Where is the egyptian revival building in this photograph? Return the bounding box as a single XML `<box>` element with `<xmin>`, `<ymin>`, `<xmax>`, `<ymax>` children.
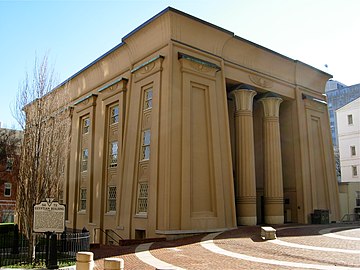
<box><xmin>33</xmin><ymin>7</ymin><xmax>340</xmax><ymax>242</ymax></box>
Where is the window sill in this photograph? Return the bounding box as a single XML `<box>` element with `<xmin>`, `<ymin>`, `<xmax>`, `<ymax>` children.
<box><xmin>135</xmin><ymin>213</ymin><xmax>148</xmax><ymax>219</ymax></box>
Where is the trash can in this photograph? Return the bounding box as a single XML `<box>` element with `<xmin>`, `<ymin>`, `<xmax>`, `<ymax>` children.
<box><xmin>311</xmin><ymin>213</ymin><xmax>321</xmax><ymax>224</ymax></box>
<box><xmin>313</xmin><ymin>209</ymin><xmax>329</xmax><ymax>224</ymax></box>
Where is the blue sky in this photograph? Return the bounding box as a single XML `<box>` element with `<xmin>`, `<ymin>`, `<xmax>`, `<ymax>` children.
<box><xmin>1</xmin><ymin>0</ymin><xmax>359</xmax><ymax>129</ymax></box>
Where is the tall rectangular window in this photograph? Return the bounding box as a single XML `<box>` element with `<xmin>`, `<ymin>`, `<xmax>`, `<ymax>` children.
<box><xmin>351</xmin><ymin>146</ymin><xmax>356</xmax><ymax>156</ymax></box>
<box><xmin>6</xmin><ymin>158</ymin><xmax>14</xmax><ymax>171</ymax></box>
<box><xmin>144</xmin><ymin>88</ymin><xmax>153</xmax><ymax>110</ymax></box>
<box><xmin>110</xmin><ymin>105</ymin><xmax>119</xmax><ymax>125</ymax></box>
<box><xmin>352</xmin><ymin>165</ymin><xmax>358</xmax><ymax>177</ymax></box>
<box><xmin>83</xmin><ymin>117</ymin><xmax>90</xmax><ymax>134</ymax></box>
<box><xmin>108</xmin><ymin>186</ymin><xmax>116</xmax><ymax>211</ymax></box>
<box><xmin>4</xmin><ymin>183</ymin><xmax>11</xmax><ymax>197</ymax></box>
<box><xmin>348</xmin><ymin>114</ymin><xmax>353</xmax><ymax>125</ymax></box>
<box><xmin>109</xmin><ymin>141</ymin><xmax>118</xmax><ymax>167</ymax></box>
<box><xmin>80</xmin><ymin>188</ymin><xmax>87</xmax><ymax>210</ymax></box>
<box><xmin>356</xmin><ymin>191</ymin><xmax>360</xmax><ymax>207</ymax></box>
<box><xmin>81</xmin><ymin>148</ymin><xmax>89</xmax><ymax>172</ymax></box>
<box><xmin>141</xmin><ymin>130</ymin><xmax>151</xmax><ymax>160</ymax></box>
<box><xmin>137</xmin><ymin>182</ymin><xmax>148</xmax><ymax>214</ymax></box>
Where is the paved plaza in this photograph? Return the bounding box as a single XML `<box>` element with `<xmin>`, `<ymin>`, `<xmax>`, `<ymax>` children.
<box><xmin>92</xmin><ymin>224</ymin><xmax>360</xmax><ymax>270</ymax></box>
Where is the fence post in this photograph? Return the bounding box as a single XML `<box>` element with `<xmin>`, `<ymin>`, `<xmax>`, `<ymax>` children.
<box><xmin>104</xmin><ymin>258</ymin><xmax>124</xmax><ymax>270</ymax></box>
<box><xmin>76</xmin><ymin>251</ymin><xmax>94</xmax><ymax>270</ymax></box>
<box><xmin>12</xmin><ymin>224</ymin><xmax>19</xmax><ymax>254</ymax></box>
<box><xmin>48</xmin><ymin>232</ymin><xmax>58</xmax><ymax>269</ymax></box>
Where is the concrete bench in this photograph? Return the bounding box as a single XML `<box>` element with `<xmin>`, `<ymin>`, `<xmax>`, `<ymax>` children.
<box><xmin>261</xmin><ymin>226</ymin><xmax>276</xmax><ymax>240</ymax></box>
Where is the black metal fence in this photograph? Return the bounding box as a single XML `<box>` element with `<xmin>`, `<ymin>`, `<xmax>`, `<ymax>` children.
<box><xmin>0</xmin><ymin>225</ymin><xmax>90</xmax><ymax>267</ymax></box>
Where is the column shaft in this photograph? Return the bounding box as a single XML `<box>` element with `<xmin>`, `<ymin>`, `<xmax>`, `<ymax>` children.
<box><xmin>232</xmin><ymin>89</ymin><xmax>257</xmax><ymax>226</ymax></box>
<box><xmin>260</xmin><ymin>96</ymin><xmax>284</xmax><ymax>224</ymax></box>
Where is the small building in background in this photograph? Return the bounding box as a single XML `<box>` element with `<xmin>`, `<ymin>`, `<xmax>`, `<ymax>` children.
<box><xmin>325</xmin><ymin>80</ymin><xmax>360</xmax><ymax>149</ymax></box>
<box><xmin>0</xmin><ymin>125</ymin><xmax>23</xmax><ymax>223</ymax></box>
<box><xmin>336</xmin><ymin>97</ymin><xmax>360</xmax><ymax>219</ymax></box>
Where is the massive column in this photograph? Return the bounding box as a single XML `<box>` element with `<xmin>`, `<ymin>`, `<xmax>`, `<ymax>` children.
<box><xmin>259</xmin><ymin>95</ymin><xmax>284</xmax><ymax>224</ymax></box>
<box><xmin>231</xmin><ymin>88</ymin><xmax>257</xmax><ymax>226</ymax></box>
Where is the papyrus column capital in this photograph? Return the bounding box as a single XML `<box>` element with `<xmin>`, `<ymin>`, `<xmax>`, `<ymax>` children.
<box><xmin>231</xmin><ymin>89</ymin><xmax>257</xmax><ymax>113</ymax></box>
<box><xmin>259</xmin><ymin>96</ymin><xmax>283</xmax><ymax>118</ymax></box>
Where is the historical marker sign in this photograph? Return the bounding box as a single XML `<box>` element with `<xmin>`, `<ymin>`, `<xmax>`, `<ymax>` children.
<box><xmin>33</xmin><ymin>199</ymin><xmax>65</xmax><ymax>233</ymax></box>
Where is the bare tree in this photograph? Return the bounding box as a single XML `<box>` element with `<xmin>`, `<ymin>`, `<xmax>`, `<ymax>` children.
<box><xmin>13</xmin><ymin>54</ymin><xmax>71</xmax><ymax>258</ymax></box>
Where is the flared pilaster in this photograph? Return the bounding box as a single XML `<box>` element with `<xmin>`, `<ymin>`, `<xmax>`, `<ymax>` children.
<box><xmin>231</xmin><ymin>88</ymin><xmax>257</xmax><ymax>226</ymax></box>
<box><xmin>260</xmin><ymin>96</ymin><xmax>284</xmax><ymax>225</ymax></box>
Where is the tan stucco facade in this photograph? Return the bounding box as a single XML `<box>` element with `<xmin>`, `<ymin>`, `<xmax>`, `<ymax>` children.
<box><xmin>46</xmin><ymin>8</ymin><xmax>340</xmax><ymax>242</ymax></box>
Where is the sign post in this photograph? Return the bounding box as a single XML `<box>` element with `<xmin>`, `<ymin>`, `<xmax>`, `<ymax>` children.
<box><xmin>33</xmin><ymin>199</ymin><xmax>66</xmax><ymax>269</ymax></box>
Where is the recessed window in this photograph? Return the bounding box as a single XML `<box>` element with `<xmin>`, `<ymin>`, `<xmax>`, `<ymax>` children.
<box><xmin>109</xmin><ymin>141</ymin><xmax>118</xmax><ymax>167</ymax></box>
<box><xmin>347</xmin><ymin>114</ymin><xmax>353</xmax><ymax>125</ymax></box>
<box><xmin>141</xmin><ymin>130</ymin><xmax>151</xmax><ymax>160</ymax></box>
<box><xmin>108</xmin><ymin>186</ymin><xmax>116</xmax><ymax>211</ymax></box>
<box><xmin>4</xmin><ymin>183</ymin><xmax>11</xmax><ymax>197</ymax></box>
<box><xmin>137</xmin><ymin>182</ymin><xmax>148</xmax><ymax>214</ymax></box>
<box><xmin>352</xmin><ymin>165</ymin><xmax>358</xmax><ymax>177</ymax></box>
<box><xmin>110</xmin><ymin>105</ymin><xmax>119</xmax><ymax>125</ymax></box>
<box><xmin>351</xmin><ymin>146</ymin><xmax>356</xmax><ymax>156</ymax></box>
<box><xmin>79</xmin><ymin>188</ymin><xmax>87</xmax><ymax>210</ymax></box>
<box><xmin>83</xmin><ymin>117</ymin><xmax>90</xmax><ymax>134</ymax></box>
<box><xmin>144</xmin><ymin>88</ymin><xmax>153</xmax><ymax>110</ymax></box>
<box><xmin>81</xmin><ymin>148</ymin><xmax>89</xmax><ymax>172</ymax></box>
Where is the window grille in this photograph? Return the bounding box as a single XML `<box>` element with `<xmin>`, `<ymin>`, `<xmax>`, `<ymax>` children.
<box><xmin>4</xmin><ymin>183</ymin><xmax>11</xmax><ymax>197</ymax></box>
<box><xmin>80</xmin><ymin>188</ymin><xmax>87</xmax><ymax>210</ymax></box>
<box><xmin>108</xmin><ymin>186</ymin><xmax>116</xmax><ymax>211</ymax></box>
<box><xmin>137</xmin><ymin>182</ymin><xmax>148</xmax><ymax>214</ymax></box>
<box><xmin>109</xmin><ymin>142</ymin><xmax>118</xmax><ymax>167</ymax></box>
<box><xmin>110</xmin><ymin>105</ymin><xmax>119</xmax><ymax>124</ymax></box>
<box><xmin>141</xmin><ymin>130</ymin><xmax>151</xmax><ymax>160</ymax></box>
<box><xmin>83</xmin><ymin>117</ymin><xmax>90</xmax><ymax>134</ymax></box>
<box><xmin>348</xmin><ymin>114</ymin><xmax>353</xmax><ymax>125</ymax></box>
<box><xmin>144</xmin><ymin>88</ymin><xmax>153</xmax><ymax>110</ymax></box>
<box><xmin>81</xmin><ymin>148</ymin><xmax>88</xmax><ymax>172</ymax></box>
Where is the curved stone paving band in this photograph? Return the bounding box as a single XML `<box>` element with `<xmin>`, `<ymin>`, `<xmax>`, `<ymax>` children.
<box><xmin>134</xmin><ymin>227</ymin><xmax>360</xmax><ymax>270</ymax></box>
<box><xmin>319</xmin><ymin>227</ymin><xmax>360</xmax><ymax>241</ymax></box>
<box><xmin>135</xmin><ymin>242</ymin><xmax>185</xmax><ymax>270</ymax></box>
<box><xmin>201</xmin><ymin>232</ymin><xmax>360</xmax><ymax>270</ymax></box>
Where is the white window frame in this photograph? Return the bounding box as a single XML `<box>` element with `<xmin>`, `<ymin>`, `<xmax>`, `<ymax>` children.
<box><xmin>143</xmin><ymin>88</ymin><xmax>153</xmax><ymax>110</ymax></box>
<box><xmin>81</xmin><ymin>148</ymin><xmax>89</xmax><ymax>172</ymax></box>
<box><xmin>83</xmin><ymin>117</ymin><xmax>90</xmax><ymax>134</ymax></box>
<box><xmin>141</xmin><ymin>130</ymin><xmax>151</xmax><ymax>161</ymax></box>
<box><xmin>110</xmin><ymin>105</ymin><xmax>119</xmax><ymax>125</ymax></box>
<box><xmin>109</xmin><ymin>141</ymin><xmax>118</xmax><ymax>167</ymax></box>
<box><xmin>4</xmin><ymin>183</ymin><xmax>11</xmax><ymax>197</ymax></box>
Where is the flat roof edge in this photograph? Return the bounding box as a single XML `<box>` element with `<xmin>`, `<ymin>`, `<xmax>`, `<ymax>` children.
<box><xmin>53</xmin><ymin>42</ymin><xmax>125</xmax><ymax>91</ymax></box>
<box><xmin>122</xmin><ymin>6</ymin><xmax>234</xmax><ymax>42</ymax></box>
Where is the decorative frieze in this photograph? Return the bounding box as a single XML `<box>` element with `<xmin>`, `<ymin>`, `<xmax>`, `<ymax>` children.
<box><xmin>131</xmin><ymin>55</ymin><xmax>164</xmax><ymax>82</ymax></box>
<box><xmin>178</xmin><ymin>52</ymin><xmax>221</xmax><ymax>78</ymax></box>
<box><xmin>249</xmin><ymin>74</ymin><xmax>274</xmax><ymax>89</ymax></box>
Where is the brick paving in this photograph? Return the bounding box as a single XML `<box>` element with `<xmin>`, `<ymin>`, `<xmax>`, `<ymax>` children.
<box><xmin>91</xmin><ymin>223</ymin><xmax>360</xmax><ymax>270</ymax></box>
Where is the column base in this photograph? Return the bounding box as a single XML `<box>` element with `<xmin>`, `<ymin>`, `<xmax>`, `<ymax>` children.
<box><xmin>237</xmin><ymin>216</ymin><xmax>257</xmax><ymax>226</ymax></box>
<box><xmin>264</xmin><ymin>215</ymin><xmax>284</xmax><ymax>225</ymax></box>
